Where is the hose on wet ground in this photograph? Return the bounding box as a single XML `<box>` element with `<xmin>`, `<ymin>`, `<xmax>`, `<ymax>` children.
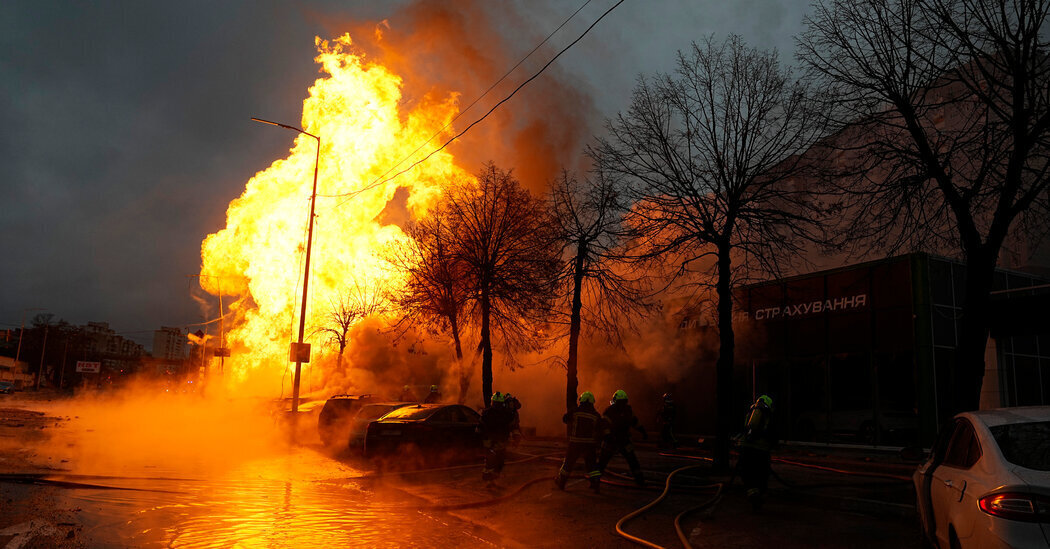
<box><xmin>0</xmin><ymin>473</ymin><xmax>184</xmax><ymax>493</ymax></box>
<box><xmin>613</xmin><ymin>464</ymin><xmax>722</xmax><ymax>549</ymax></box>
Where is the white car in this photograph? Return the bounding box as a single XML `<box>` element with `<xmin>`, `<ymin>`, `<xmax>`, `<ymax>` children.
<box><xmin>914</xmin><ymin>406</ymin><xmax>1050</xmax><ymax>548</ymax></box>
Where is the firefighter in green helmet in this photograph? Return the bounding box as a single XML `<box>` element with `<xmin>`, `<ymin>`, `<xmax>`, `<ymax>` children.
<box><xmin>737</xmin><ymin>394</ymin><xmax>776</xmax><ymax>511</ymax></box>
<box><xmin>597</xmin><ymin>389</ymin><xmax>647</xmax><ymax>487</ymax></box>
<box><xmin>554</xmin><ymin>391</ymin><xmax>606</xmax><ymax>493</ymax></box>
<box><xmin>480</xmin><ymin>391</ymin><xmax>516</xmax><ymax>484</ymax></box>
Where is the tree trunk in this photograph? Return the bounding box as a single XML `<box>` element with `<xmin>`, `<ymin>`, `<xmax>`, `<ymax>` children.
<box><xmin>450</xmin><ymin>313</ymin><xmax>469</xmax><ymax>404</ymax></box>
<box><xmin>566</xmin><ymin>244</ymin><xmax>587</xmax><ymax>415</ymax></box>
<box><xmin>954</xmin><ymin>247</ymin><xmax>997</xmax><ymax>413</ymax></box>
<box><xmin>714</xmin><ymin>240</ymin><xmax>735</xmax><ymax>470</ymax></box>
<box><xmin>480</xmin><ymin>282</ymin><xmax>493</xmax><ymax>407</ymax></box>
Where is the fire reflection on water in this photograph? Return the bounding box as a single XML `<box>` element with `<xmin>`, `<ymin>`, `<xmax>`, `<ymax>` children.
<box><xmin>62</xmin><ymin>450</ymin><xmax>489</xmax><ymax>548</ymax></box>
<box><xmin>14</xmin><ymin>394</ymin><xmax>495</xmax><ymax>548</ymax></box>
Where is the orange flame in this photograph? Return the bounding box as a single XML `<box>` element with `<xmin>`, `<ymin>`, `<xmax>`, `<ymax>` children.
<box><xmin>199</xmin><ymin>34</ymin><xmax>472</xmax><ymax>394</ymax></box>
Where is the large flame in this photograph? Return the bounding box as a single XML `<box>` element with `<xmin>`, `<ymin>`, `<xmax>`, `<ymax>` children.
<box><xmin>199</xmin><ymin>34</ymin><xmax>471</xmax><ymax>393</ymax></box>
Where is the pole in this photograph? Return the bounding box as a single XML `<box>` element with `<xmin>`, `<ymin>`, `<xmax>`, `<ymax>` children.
<box><xmin>218</xmin><ymin>286</ymin><xmax>225</xmax><ymax>376</ymax></box>
<box><xmin>35</xmin><ymin>324</ymin><xmax>48</xmax><ymax>391</ymax></box>
<box><xmin>14</xmin><ymin>308</ymin><xmax>43</xmax><ymax>372</ymax></box>
<box><xmin>59</xmin><ymin>340</ymin><xmax>69</xmax><ymax>390</ymax></box>
<box><xmin>291</xmin><ymin>135</ymin><xmax>320</xmax><ymax>413</ymax></box>
<box><xmin>251</xmin><ymin>117</ymin><xmax>320</xmax><ymax>415</ymax></box>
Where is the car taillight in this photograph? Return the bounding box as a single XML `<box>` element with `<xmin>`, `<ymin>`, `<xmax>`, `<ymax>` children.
<box><xmin>978</xmin><ymin>492</ymin><xmax>1050</xmax><ymax>522</ymax></box>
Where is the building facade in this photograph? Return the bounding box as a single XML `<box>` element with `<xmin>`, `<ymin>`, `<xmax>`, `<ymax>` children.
<box><xmin>734</xmin><ymin>253</ymin><xmax>1050</xmax><ymax>448</ymax></box>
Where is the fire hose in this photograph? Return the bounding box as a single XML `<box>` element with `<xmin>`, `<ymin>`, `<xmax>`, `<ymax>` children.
<box><xmin>614</xmin><ymin>464</ymin><xmax>722</xmax><ymax>549</ymax></box>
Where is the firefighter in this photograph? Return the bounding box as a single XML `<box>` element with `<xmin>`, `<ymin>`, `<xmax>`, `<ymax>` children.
<box><xmin>399</xmin><ymin>385</ymin><xmax>415</xmax><ymax>402</ymax></box>
<box><xmin>423</xmin><ymin>384</ymin><xmax>441</xmax><ymax>403</ymax></box>
<box><xmin>479</xmin><ymin>391</ymin><xmax>516</xmax><ymax>484</ymax></box>
<box><xmin>503</xmin><ymin>393</ymin><xmax>523</xmax><ymax>445</ymax></box>
<box><xmin>657</xmin><ymin>393</ymin><xmax>678</xmax><ymax>450</ymax></box>
<box><xmin>737</xmin><ymin>394</ymin><xmax>776</xmax><ymax>511</ymax></box>
<box><xmin>555</xmin><ymin>391</ymin><xmax>606</xmax><ymax>493</ymax></box>
<box><xmin>597</xmin><ymin>389</ymin><xmax>647</xmax><ymax>487</ymax></box>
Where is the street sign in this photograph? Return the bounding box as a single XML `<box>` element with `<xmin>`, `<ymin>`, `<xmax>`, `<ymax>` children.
<box><xmin>75</xmin><ymin>361</ymin><xmax>101</xmax><ymax>373</ymax></box>
<box><xmin>214</xmin><ymin>347</ymin><xmax>231</xmax><ymax>357</ymax></box>
<box><xmin>289</xmin><ymin>342</ymin><xmax>311</xmax><ymax>363</ymax></box>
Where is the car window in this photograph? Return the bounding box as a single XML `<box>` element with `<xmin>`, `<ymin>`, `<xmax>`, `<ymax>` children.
<box><xmin>990</xmin><ymin>420</ymin><xmax>1050</xmax><ymax>471</ymax></box>
<box><xmin>447</xmin><ymin>407</ymin><xmax>476</xmax><ymax>424</ymax></box>
<box><xmin>942</xmin><ymin>419</ymin><xmax>982</xmax><ymax>469</ymax></box>
<box><xmin>429</xmin><ymin>408</ymin><xmax>453</xmax><ymax>422</ymax></box>
<box><xmin>357</xmin><ymin>405</ymin><xmax>400</xmax><ymax>421</ymax></box>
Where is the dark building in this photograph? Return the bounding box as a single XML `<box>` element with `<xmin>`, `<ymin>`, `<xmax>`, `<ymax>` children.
<box><xmin>733</xmin><ymin>253</ymin><xmax>1050</xmax><ymax>448</ymax></box>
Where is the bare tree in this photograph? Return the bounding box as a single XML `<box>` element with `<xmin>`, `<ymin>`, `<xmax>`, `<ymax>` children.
<box><xmin>595</xmin><ymin>36</ymin><xmax>828</xmax><ymax>468</ymax></box>
<box><xmin>446</xmin><ymin>163</ymin><xmax>559</xmax><ymax>406</ymax></box>
<box><xmin>385</xmin><ymin>205</ymin><xmax>473</xmax><ymax>403</ymax></box>
<box><xmin>799</xmin><ymin>0</ymin><xmax>1050</xmax><ymax>413</ymax></box>
<box><xmin>313</xmin><ymin>280</ymin><xmax>388</xmax><ymax>377</ymax></box>
<box><xmin>549</xmin><ymin>168</ymin><xmax>652</xmax><ymax>414</ymax></box>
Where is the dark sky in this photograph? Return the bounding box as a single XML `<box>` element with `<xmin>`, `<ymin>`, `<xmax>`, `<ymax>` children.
<box><xmin>0</xmin><ymin>0</ymin><xmax>809</xmax><ymax>347</ymax></box>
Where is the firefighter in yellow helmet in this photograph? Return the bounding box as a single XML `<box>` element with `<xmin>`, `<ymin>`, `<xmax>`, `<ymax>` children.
<box><xmin>480</xmin><ymin>391</ymin><xmax>516</xmax><ymax>484</ymax></box>
<box><xmin>597</xmin><ymin>389</ymin><xmax>647</xmax><ymax>487</ymax></box>
<box><xmin>554</xmin><ymin>391</ymin><xmax>606</xmax><ymax>493</ymax></box>
<box><xmin>737</xmin><ymin>394</ymin><xmax>776</xmax><ymax>511</ymax></box>
<box><xmin>423</xmin><ymin>384</ymin><xmax>441</xmax><ymax>404</ymax></box>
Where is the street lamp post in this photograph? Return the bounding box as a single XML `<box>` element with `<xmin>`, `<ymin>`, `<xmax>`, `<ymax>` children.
<box><xmin>251</xmin><ymin>117</ymin><xmax>320</xmax><ymax>414</ymax></box>
<box><xmin>14</xmin><ymin>308</ymin><xmax>44</xmax><ymax>387</ymax></box>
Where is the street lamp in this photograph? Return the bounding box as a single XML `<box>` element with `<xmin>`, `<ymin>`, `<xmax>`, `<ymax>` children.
<box><xmin>14</xmin><ymin>308</ymin><xmax>44</xmax><ymax>383</ymax></box>
<box><xmin>251</xmin><ymin>117</ymin><xmax>319</xmax><ymax>414</ymax></box>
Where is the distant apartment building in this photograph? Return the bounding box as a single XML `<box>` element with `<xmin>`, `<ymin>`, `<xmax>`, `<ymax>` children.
<box><xmin>152</xmin><ymin>326</ymin><xmax>186</xmax><ymax>360</ymax></box>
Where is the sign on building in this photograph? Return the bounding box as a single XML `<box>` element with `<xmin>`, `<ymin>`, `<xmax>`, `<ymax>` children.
<box><xmin>75</xmin><ymin>361</ymin><xmax>101</xmax><ymax>373</ymax></box>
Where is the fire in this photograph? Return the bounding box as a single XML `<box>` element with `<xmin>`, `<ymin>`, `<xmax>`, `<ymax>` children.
<box><xmin>199</xmin><ymin>34</ymin><xmax>472</xmax><ymax>393</ymax></box>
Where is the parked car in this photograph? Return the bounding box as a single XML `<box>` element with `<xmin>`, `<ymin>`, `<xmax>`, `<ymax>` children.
<box><xmin>0</xmin><ymin>381</ymin><xmax>14</xmax><ymax>394</ymax></box>
<box><xmin>363</xmin><ymin>403</ymin><xmax>483</xmax><ymax>460</ymax></box>
<box><xmin>346</xmin><ymin>402</ymin><xmax>414</xmax><ymax>449</ymax></box>
<box><xmin>317</xmin><ymin>394</ymin><xmax>377</xmax><ymax>448</ymax></box>
<box><xmin>913</xmin><ymin>406</ymin><xmax>1050</xmax><ymax>549</ymax></box>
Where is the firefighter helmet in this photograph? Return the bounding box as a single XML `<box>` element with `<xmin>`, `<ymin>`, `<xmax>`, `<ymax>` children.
<box><xmin>579</xmin><ymin>391</ymin><xmax>595</xmax><ymax>404</ymax></box>
<box><xmin>491</xmin><ymin>391</ymin><xmax>505</xmax><ymax>403</ymax></box>
<box><xmin>429</xmin><ymin>384</ymin><xmax>439</xmax><ymax>393</ymax></box>
<box><xmin>757</xmin><ymin>394</ymin><xmax>773</xmax><ymax>409</ymax></box>
<box><xmin>663</xmin><ymin>393</ymin><xmax>673</xmax><ymax>402</ymax></box>
<box><xmin>612</xmin><ymin>389</ymin><xmax>628</xmax><ymax>403</ymax></box>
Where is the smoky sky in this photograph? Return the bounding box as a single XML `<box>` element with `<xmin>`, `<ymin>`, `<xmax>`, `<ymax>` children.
<box><xmin>0</xmin><ymin>0</ymin><xmax>810</xmax><ymax>347</ymax></box>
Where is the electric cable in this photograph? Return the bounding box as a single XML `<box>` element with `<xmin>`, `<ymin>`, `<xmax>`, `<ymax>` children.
<box><xmin>328</xmin><ymin>0</ymin><xmax>628</xmax><ymax>208</ymax></box>
<box><xmin>331</xmin><ymin>0</ymin><xmax>596</xmax><ymax>195</ymax></box>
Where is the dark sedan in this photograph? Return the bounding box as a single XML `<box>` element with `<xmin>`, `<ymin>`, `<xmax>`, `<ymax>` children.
<box><xmin>363</xmin><ymin>403</ymin><xmax>483</xmax><ymax>460</ymax></box>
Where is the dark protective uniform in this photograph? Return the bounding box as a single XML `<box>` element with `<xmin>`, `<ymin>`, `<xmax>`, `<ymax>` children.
<box><xmin>555</xmin><ymin>402</ymin><xmax>605</xmax><ymax>492</ymax></box>
<box><xmin>737</xmin><ymin>401</ymin><xmax>775</xmax><ymax>510</ymax></box>
<box><xmin>657</xmin><ymin>398</ymin><xmax>677</xmax><ymax>450</ymax></box>
<box><xmin>423</xmin><ymin>389</ymin><xmax>441</xmax><ymax>404</ymax></box>
<box><xmin>479</xmin><ymin>402</ymin><xmax>516</xmax><ymax>481</ymax></box>
<box><xmin>598</xmin><ymin>400</ymin><xmax>647</xmax><ymax>486</ymax></box>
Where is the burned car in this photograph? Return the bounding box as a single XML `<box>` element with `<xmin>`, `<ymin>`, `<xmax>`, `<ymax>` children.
<box><xmin>317</xmin><ymin>394</ymin><xmax>377</xmax><ymax>448</ymax></box>
<box><xmin>363</xmin><ymin>403</ymin><xmax>483</xmax><ymax>460</ymax></box>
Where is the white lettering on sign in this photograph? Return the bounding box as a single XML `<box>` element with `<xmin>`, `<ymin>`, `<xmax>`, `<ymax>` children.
<box><xmin>751</xmin><ymin>294</ymin><xmax>868</xmax><ymax>321</ymax></box>
<box><xmin>75</xmin><ymin>361</ymin><xmax>101</xmax><ymax>373</ymax></box>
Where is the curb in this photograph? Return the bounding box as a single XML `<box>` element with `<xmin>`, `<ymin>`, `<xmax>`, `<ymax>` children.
<box><xmin>780</xmin><ymin>489</ymin><xmax>917</xmax><ymax>520</ymax></box>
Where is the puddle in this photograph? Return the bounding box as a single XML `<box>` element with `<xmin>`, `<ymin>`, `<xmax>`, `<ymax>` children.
<box><xmin>56</xmin><ymin>450</ymin><xmax>497</xmax><ymax>548</ymax></box>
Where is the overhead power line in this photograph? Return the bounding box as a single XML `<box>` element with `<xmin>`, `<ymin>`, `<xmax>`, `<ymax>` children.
<box><xmin>327</xmin><ymin>0</ymin><xmax>627</xmax><ymax>207</ymax></box>
<box><xmin>319</xmin><ymin>0</ymin><xmax>595</xmax><ymax>199</ymax></box>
